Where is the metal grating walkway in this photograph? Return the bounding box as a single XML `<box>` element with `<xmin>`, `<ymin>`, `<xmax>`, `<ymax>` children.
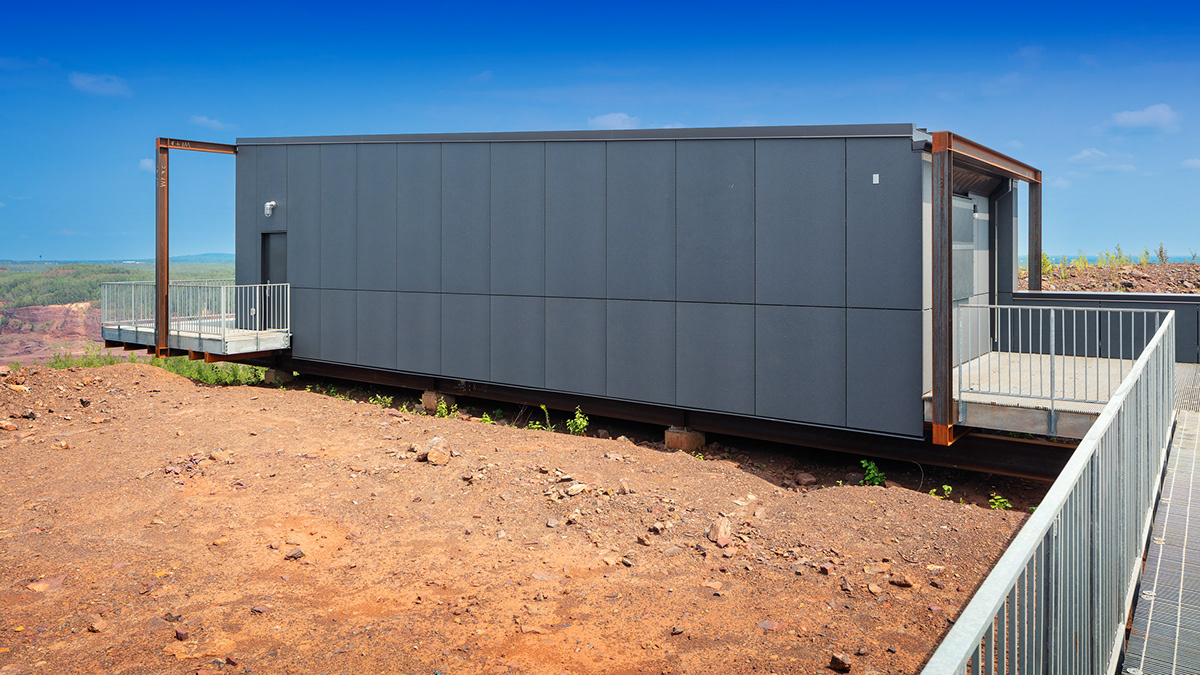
<box><xmin>1123</xmin><ymin>363</ymin><xmax>1200</xmax><ymax>674</ymax></box>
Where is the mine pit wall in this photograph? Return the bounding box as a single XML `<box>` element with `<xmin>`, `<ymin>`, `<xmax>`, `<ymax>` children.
<box><xmin>235</xmin><ymin>125</ymin><xmax>933</xmax><ymax>439</ymax></box>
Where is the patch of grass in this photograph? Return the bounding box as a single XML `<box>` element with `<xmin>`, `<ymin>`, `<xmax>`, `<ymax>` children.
<box><xmin>368</xmin><ymin>393</ymin><xmax>393</xmax><ymax>408</ymax></box>
<box><xmin>44</xmin><ymin>343</ymin><xmax>264</xmax><ymax>385</ymax></box>
<box><xmin>929</xmin><ymin>484</ymin><xmax>953</xmax><ymax>500</ymax></box>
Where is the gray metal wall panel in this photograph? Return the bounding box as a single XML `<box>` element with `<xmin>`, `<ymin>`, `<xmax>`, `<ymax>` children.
<box><xmin>545</xmin><ymin>298</ymin><xmax>606</xmax><ymax>395</ymax></box>
<box><xmin>607</xmin><ymin>300</ymin><xmax>675</xmax><ymax>404</ymax></box>
<box><xmin>441</xmin><ymin>294</ymin><xmax>490</xmax><ymax>380</ymax></box>
<box><xmin>755</xmin><ymin>139</ymin><xmax>847</xmax><ymax>307</ymax></box>
<box><xmin>545</xmin><ymin>142</ymin><xmax>606</xmax><ymax>298</ymax></box>
<box><xmin>441</xmin><ymin>144</ymin><xmax>490</xmax><ymax>294</ymax></box>
<box><xmin>846</xmin><ymin>138</ymin><xmax>923</xmax><ymax>310</ymax></box>
<box><xmin>255</xmin><ymin>144</ymin><xmax>287</xmax><ymax>234</ymax></box>
<box><xmin>286</xmin><ymin>145</ymin><xmax>321</xmax><ymax>289</ymax></box>
<box><xmin>676</xmin><ymin>140</ymin><xmax>755</xmax><ymax>303</ymax></box>
<box><xmin>357</xmin><ymin>290</ymin><xmax>398</xmax><ymax>370</ymax></box>
<box><xmin>846</xmin><ymin>309</ymin><xmax>923</xmax><ymax>436</ymax></box>
<box><xmin>320</xmin><ymin>144</ymin><xmax>357</xmax><ymax>290</ymax></box>
<box><xmin>755</xmin><ymin>305</ymin><xmax>846</xmax><ymax>426</ymax></box>
<box><xmin>235</xmin><ymin>146</ymin><xmax>257</xmax><ymax>286</ymax></box>
<box><xmin>356</xmin><ymin>143</ymin><xmax>398</xmax><ymax>291</ymax></box>
<box><xmin>397</xmin><ymin>144</ymin><xmax>442</xmax><ymax>293</ymax></box>
<box><xmin>490</xmin><ymin>295</ymin><xmax>545</xmax><ymax>388</ymax></box>
<box><xmin>606</xmin><ymin>141</ymin><xmax>675</xmax><ymax>301</ymax></box>
<box><xmin>490</xmin><ymin>143</ymin><xmax>545</xmax><ymax>296</ymax></box>
<box><xmin>320</xmin><ymin>289</ymin><xmax>357</xmax><ymax>364</ymax></box>
<box><xmin>290</xmin><ymin>287</ymin><xmax>321</xmax><ymax>359</ymax></box>
<box><xmin>397</xmin><ymin>292</ymin><xmax>441</xmax><ymax>374</ymax></box>
<box><xmin>677</xmin><ymin>303</ymin><xmax>754</xmax><ymax>414</ymax></box>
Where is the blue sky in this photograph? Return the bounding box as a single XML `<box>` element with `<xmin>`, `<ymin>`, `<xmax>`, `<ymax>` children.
<box><xmin>2</xmin><ymin>2</ymin><xmax>1198</xmax><ymax>261</ymax></box>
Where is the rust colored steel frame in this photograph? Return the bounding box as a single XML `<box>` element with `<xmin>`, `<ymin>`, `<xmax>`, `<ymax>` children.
<box><xmin>930</xmin><ymin>132</ymin><xmax>1042</xmax><ymax>446</ymax></box>
<box><xmin>153</xmin><ymin>138</ymin><xmax>237</xmax><ymax>354</ymax></box>
<box><xmin>245</xmin><ymin>355</ymin><xmax>1070</xmax><ymax>481</ymax></box>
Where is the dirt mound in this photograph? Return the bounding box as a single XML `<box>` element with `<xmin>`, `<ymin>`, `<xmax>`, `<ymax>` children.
<box><xmin>0</xmin><ymin>303</ymin><xmax>117</xmax><ymax>366</ymax></box>
<box><xmin>0</xmin><ymin>364</ymin><xmax>1030</xmax><ymax>674</ymax></box>
<box><xmin>1020</xmin><ymin>262</ymin><xmax>1200</xmax><ymax>293</ymax></box>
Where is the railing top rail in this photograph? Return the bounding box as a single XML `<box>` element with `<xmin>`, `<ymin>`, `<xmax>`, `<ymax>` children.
<box><xmin>959</xmin><ymin>303</ymin><xmax>1173</xmax><ymax>316</ymax></box>
<box><xmin>922</xmin><ymin>309</ymin><xmax>1175</xmax><ymax>671</ymax></box>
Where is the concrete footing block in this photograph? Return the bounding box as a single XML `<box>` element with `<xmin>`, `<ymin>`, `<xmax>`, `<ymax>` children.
<box><xmin>264</xmin><ymin>369</ymin><xmax>293</xmax><ymax>385</ymax></box>
<box><xmin>422</xmin><ymin>391</ymin><xmax>455</xmax><ymax>413</ymax></box>
<box><xmin>665</xmin><ymin>426</ymin><xmax>705</xmax><ymax>452</ymax></box>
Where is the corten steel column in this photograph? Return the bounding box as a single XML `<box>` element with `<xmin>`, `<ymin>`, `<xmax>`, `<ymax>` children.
<box><xmin>155</xmin><ymin>138</ymin><xmax>169</xmax><ymax>353</ymax></box>
<box><xmin>1028</xmin><ymin>181</ymin><xmax>1043</xmax><ymax>291</ymax></box>
<box><xmin>931</xmin><ymin>132</ymin><xmax>954</xmax><ymax>446</ymax></box>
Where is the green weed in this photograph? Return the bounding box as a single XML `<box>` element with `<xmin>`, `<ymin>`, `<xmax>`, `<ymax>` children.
<box><xmin>989</xmin><ymin>493</ymin><xmax>1012</xmax><ymax>510</ymax></box>
<box><xmin>929</xmin><ymin>484</ymin><xmax>953</xmax><ymax>500</ymax></box>
<box><xmin>481</xmin><ymin>413</ymin><xmax>496</xmax><ymax>425</ymax></box>
<box><xmin>368</xmin><ymin>393</ymin><xmax>393</xmax><ymax>408</ymax></box>
<box><xmin>566</xmin><ymin>406</ymin><xmax>589</xmax><ymax>436</ymax></box>
<box><xmin>860</xmin><ymin>460</ymin><xmax>885</xmax><ymax>486</ymax></box>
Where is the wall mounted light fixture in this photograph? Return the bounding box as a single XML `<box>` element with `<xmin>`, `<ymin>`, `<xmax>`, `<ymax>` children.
<box><xmin>264</xmin><ymin>201</ymin><xmax>277</xmax><ymax>217</ymax></box>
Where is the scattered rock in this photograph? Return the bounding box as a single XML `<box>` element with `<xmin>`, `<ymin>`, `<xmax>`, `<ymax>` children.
<box><xmin>819</xmin><ymin>563</ymin><xmax>835</xmax><ymax>575</ymax></box>
<box><xmin>285</xmin><ymin>548</ymin><xmax>305</xmax><ymax>561</ymax></box>
<box><xmin>566</xmin><ymin>483</ymin><xmax>588</xmax><ymax>496</ymax></box>
<box><xmin>856</xmin><ymin>647</ymin><xmax>869</xmax><ymax>656</ymax></box>
<box><xmin>670</xmin><ymin>626</ymin><xmax>684</xmax><ymax>636</ymax></box>
<box><xmin>716</xmin><ymin>536</ymin><xmax>733</xmax><ymax>549</ymax></box>
<box><xmin>844</xmin><ymin>472</ymin><xmax>864</xmax><ymax>484</ymax></box>
<box><xmin>603</xmin><ymin>452</ymin><xmax>622</xmax><ymax>460</ymax></box>
<box><xmin>174</xmin><ymin>627</ymin><xmax>190</xmax><ymax>641</ymax></box>
<box><xmin>87</xmin><ymin>617</ymin><xmax>108</xmax><ymax>633</ymax></box>
<box><xmin>250</xmin><ymin>605</ymin><xmax>272</xmax><ymax>614</ymax></box>
<box><xmin>620</xmin><ymin>557</ymin><xmax>633</xmax><ymax>567</ymax></box>
<box><xmin>425</xmin><ymin>447</ymin><xmax>451</xmax><ymax>466</ymax></box>
<box><xmin>546</xmin><ymin>518</ymin><xmax>559</xmax><ymax>528</ymax></box>
<box><xmin>636</xmin><ymin>535</ymin><xmax>651</xmax><ymax>546</ymax></box>
<box><xmin>867</xmin><ymin>583</ymin><xmax>884</xmax><ymax>596</ymax></box>
<box><xmin>840</xmin><ymin>577</ymin><xmax>853</xmax><ymax>593</ymax></box>
<box><xmin>0</xmin><ymin>421</ymin><xmax>16</xmax><ymax>431</ymax></box>
<box><xmin>208</xmin><ymin>450</ymin><xmax>232</xmax><ymax>463</ymax></box>
<box><xmin>162</xmin><ymin>612</ymin><xmax>181</xmax><ymax>623</ymax></box>
<box><xmin>519</xmin><ymin>624</ymin><xmax>545</xmax><ymax>634</ymax></box>
<box><xmin>863</xmin><ymin>562</ymin><xmax>891</xmax><ymax>575</ymax></box>
<box><xmin>758</xmin><ymin>620</ymin><xmax>781</xmax><ymax>631</ymax></box>
<box><xmin>649</xmin><ymin>521</ymin><xmax>667</xmax><ymax>534</ymax></box>
<box><xmin>618</xmin><ymin>479</ymin><xmax>634</xmax><ymax>495</ymax></box>
<box><xmin>829</xmin><ymin>652</ymin><xmax>853</xmax><ymax>672</ymax></box>
<box><xmin>708</xmin><ymin>517</ymin><xmax>731</xmax><ymax>543</ymax></box>
<box><xmin>889</xmin><ymin>574</ymin><xmax>913</xmax><ymax>588</ymax></box>
<box><xmin>596</xmin><ymin>429</ymin><xmax>611</xmax><ymax>439</ymax></box>
<box><xmin>930</xmin><ymin>579</ymin><xmax>945</xmax><ymax>589</ymax></box>
<box><xmin>211</xmin><ymin>538</ymin><xmax>229</xmax><ymax>547</ymax></box>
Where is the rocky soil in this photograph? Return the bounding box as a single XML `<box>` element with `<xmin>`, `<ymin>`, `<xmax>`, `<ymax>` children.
<box><xmin>0</xmin><ymin>363</ymin><xmax>1036</xmax><ymax>674</ymax></box>
<box><xmin>1020</xmin><ymin>262</ymin><xmax>1200</xmax><ymax>293</ymax></box>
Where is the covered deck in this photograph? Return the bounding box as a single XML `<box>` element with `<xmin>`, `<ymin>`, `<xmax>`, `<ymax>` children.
<box><xmin>926</xmin><ymin>304</ymin><xmax>1172</xmax><ymax>439</ymax></box>
<box><xmin>100</xmin><ymin>280</ymin><xmax>290</xmax><ymax>358</ymax></box>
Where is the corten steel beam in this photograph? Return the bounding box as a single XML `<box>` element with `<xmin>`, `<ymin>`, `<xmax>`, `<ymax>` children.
<box><xmin>931</xmin><ymin>132</ymin><xmax>955</xmax><ymax>446</ymax></box>
<box><xmin>1028</xmin><ymin>181</ymin><xmax>1043</xmax><ymax>291</ymax></box>
<box><xmin>159</xmin><ymin>138</ymin><xmax>237</xmax><ymax>155</ymax></box>
<box><xmin>155</xmin><ymin>139</ymin><xmax>169</xmax><ymax>353</ymax></box>
<box><xmin>939</xmin><ymin>134</ymin><xmax>1041</xmax><ymax>185</ymax></box>
<box><xmin>151</xmin><ymin>138</ymin><xmax>237</xmax><ymax>356</ymax></box>
<box><xmin>261</xmin><ymin>356</ymin><xmax>1071</xmax><ymax>481</ymax></box>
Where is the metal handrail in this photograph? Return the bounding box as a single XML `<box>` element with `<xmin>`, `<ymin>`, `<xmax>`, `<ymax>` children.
<box><xmin>101</xmin><ymin>280</ymin><xmax>289</xmax><ymax>352</ymax></box>
<box><xmin>955</xmin><ymin>305</ymin><xmax>1171</xmax><ymax>413</ymax></box>
<box><xmin>923</xmin><ymin>310</ymin><xmax>1176</xmax><ymax>674</ymax></box>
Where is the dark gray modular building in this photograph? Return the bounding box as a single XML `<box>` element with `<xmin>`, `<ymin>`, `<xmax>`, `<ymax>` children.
<box><xmin>228</xmin><ymin>124</ymin><xmax>1032</xmax><ymax>441</ymax></box>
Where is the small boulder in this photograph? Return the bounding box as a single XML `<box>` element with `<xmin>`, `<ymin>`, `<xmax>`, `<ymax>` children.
<box><xmin>889</xmin><ymin>574</ymin><xmax>913</xmax><ymax>588</ymax></box>
<box><xmin>707</xmin><ymin>517</ymin><xmax>731</xmax><ymax>543</ymax></box>
<box><xmin>829</xmin><ymin>652</ymin><xmax>852</xmax><ymax>672</ymax></box>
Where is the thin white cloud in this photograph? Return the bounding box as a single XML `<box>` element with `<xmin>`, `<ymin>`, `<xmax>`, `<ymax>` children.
<box><xmin>470</xmin><ymin>70</ymin><xmax>493</xmax><ymax>83</ymax></box>
<box><xmin>57</xmin><ymin>229</ymin><xmax>83</xmax><ymax>237</ymax></box>
<box><xmin>588</xmin><ymin>112</ymin><xmax>640</xmax><ymax>130</ymax></box>
<box><xmin>1093</xmin><ymin>164</ymin><xmax>1136</xmax><ymax>172</ymax></box>
<box><xmin>1005</xmin><ymin>140</ymin><xmax>1024</xmax><ymax>150</ymax></box>
<box><xmin>1049</xmin><ymin>177</ymin><xmax>1071</xmax><ymax>189</ymax></box>
<box><xmin>663</xmin><ymin>121</ymin><xmax>685</xmax><ymax>129</ymax></box>
<box><xmin>0</xmin><ymin>201</ymin><xmax>6</xmax><ymax>207</ymax></box>
<box><xmin>68</xmin><ymin>72</ymin><xmax>132</xmax><ymax>97</ymax></box>
<box><xmin>1110</xmin><ymin>103</ymin><xmax>1180</xmax><ymax>132</ymax></box>
<box><xmin>1182</xmin><ymin>159</ymin><xmax>1200</xmax><ymax>169</ymax></box>
<box><xmin>981</xmin><ymin>72</ymin><xmax>1026</xmax><ymax>97</ymax></box>
<box><xmin>1069</xmin><ymin>148</ymin><xmax>1107</xmax><ymax>162</ymax></box>
<box><xmin>0</xmin><ymin>56</ymin><xmax>51</xmax><ymax>70</ymax></box>
<box><xmin>191</xmin><ymin>115</ymin><xmax>232</xmax><ymax>130</ymax></box>
<box><xmin>138</xmin><ymin>158</ymin><xmax>154</xmax><ymax>172</ymax></box>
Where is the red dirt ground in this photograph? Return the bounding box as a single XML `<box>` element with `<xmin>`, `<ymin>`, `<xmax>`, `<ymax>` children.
<box><xmin>1019</xmin><ymin>261</ymin><xmax>1200</xmax><ymax>293</ymax></box>
<box><xmin>0</xmin><ymin>363</ymin><xmax>1039</xmax><ymax>674</ymax></box>
<box><xmin>0</xmin><ymin>304</ymin><xmax>126</xmax><ymax>367</ymax></box>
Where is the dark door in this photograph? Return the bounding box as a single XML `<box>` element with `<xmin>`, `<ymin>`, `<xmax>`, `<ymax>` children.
<box><xmin>262</xmin><ymin>233</ymin><xmax>288</xmax><ymax>284</ymax></box>
<box><xmin>259</xmin><ymin>233</ymin><xmax>287</xmax><ymax>330</ymax></box>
